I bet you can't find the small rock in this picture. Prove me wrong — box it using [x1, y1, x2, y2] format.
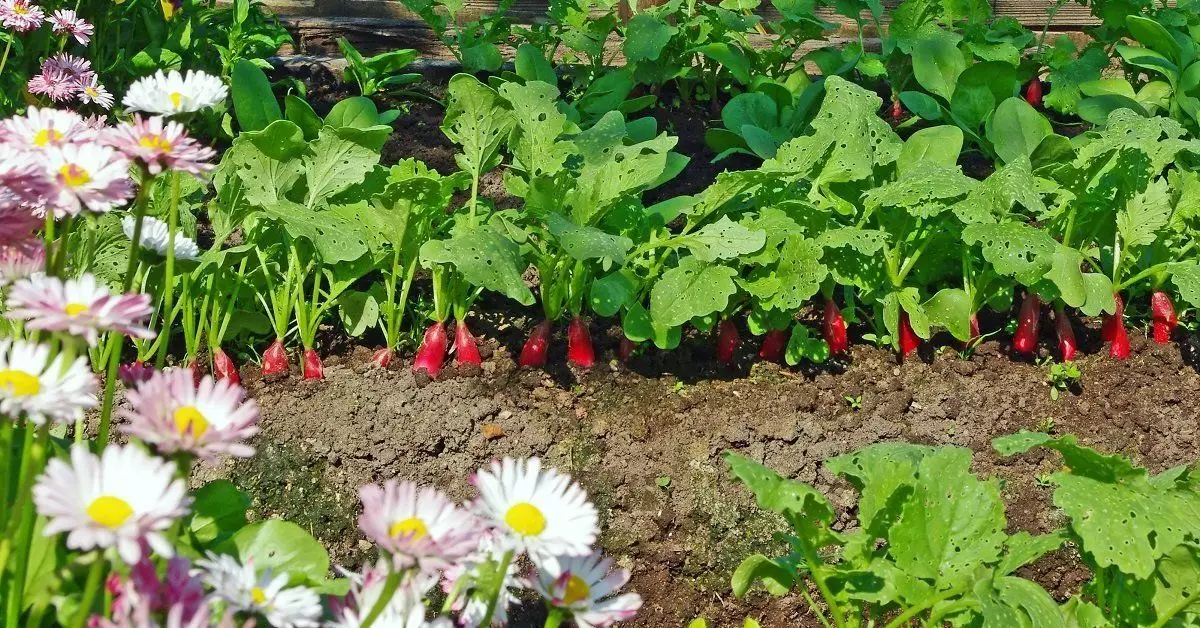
[481, 423, 506, 440]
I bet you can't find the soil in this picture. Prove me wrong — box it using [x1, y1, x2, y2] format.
[210, 316, 1200, 627]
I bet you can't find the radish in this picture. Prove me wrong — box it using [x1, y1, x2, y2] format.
[413, 322, 448, 378]
[823, 300, 849, 355]
[212, 347, 240, 385]
[1151, 291, 1177, 343]
[453, 320, 482, 366]
[1101, 294, 1124, 343]
[262, 339, 289, 376]
[898, 312, 920, 358]
[1055, 311, 1076, 361]
[890, 98, 903, 121]
[567, 316, 596, 368]
[1013, 293, 1041, 354]
[617, 335, 636, 362]
[1109, 317, 1131, 359]
[1024, 78, 1043, 107]
[759, 329, 788, 363]
[519, 320, 552, 368]
[185, 358, 202, 386]
[301, 348, 324, 380]
[370, 348, 392, 368]
[715, 318, 739, 364]
[969, 314, 980, 344]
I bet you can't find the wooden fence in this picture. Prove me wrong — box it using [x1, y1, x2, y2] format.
[271, 0, 1093, 58]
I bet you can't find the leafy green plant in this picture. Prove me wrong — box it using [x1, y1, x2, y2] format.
[337, 37, 422, 99]
[1046, 361, 1079, 400]
[705, 77, 820, 161]
[396, 0, 516, 73]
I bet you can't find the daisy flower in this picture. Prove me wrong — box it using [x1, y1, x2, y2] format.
[103, 555, 207, 628]
[0, 107, 94, 149]
[27, 69, 79, 103]
[37, 141, 134, 215]
[42, 53, 91, 79]
[472, 458, 599, 560]
[532, 552, 642, 628]
[0, 339, 95, 425]
[197, 552, 322, 628]
[442, 533, 529, 628]
[0, 157, 50, 216]
[33, 443, 189, 564]
[0, 206, 42, 244]
[107, 116, 215, 176]
[121, 215, 201, 260]
[120, 368, 259, 460]
[6, 273, 154, 345]
[328, 562, 452, 628]
[0, 237, 45, 284]
[123, 70, 228, 115]
[77, 73, 114, 109]
[48, 9, 92, 45]
[358, 480, 481, 571]
[0, 0, 44, 31]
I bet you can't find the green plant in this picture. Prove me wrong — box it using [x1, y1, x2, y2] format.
[337, 38, 422, 99]
[1046, 361, 1080, 400]
[396, 0, 516, 73]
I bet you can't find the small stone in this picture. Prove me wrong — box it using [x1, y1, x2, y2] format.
[482, 423, 506, 440]
[497, 409, 513, 421]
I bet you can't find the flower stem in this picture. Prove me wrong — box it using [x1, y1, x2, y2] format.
[479, 550, 514, 628]
[543, 605, 566, 628]
[359, 566, 403, 628]
[4, 424, 50, 627]
[154, 171, 181, 369]
[70, 556, 106, 628]
[0, 421, 11, 529]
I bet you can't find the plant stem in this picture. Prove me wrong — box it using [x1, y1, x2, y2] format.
[543, 605, 567, 628]
[70, 556, 106, 628]
[359, 566, 403, 628]
[479, 550, 514, 628]
[4, 424, 50, 627]
[882, 585, 964, 628]
[155, 171, 182, 369]
[0, 421, 11, 529]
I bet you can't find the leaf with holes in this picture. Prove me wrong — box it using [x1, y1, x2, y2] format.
[442, 74, 515, 178]
[302, 127, 380, 209]
[649, 258, 739, 328]
[419, 226, 535, 306]
[255, 200, 369, 264]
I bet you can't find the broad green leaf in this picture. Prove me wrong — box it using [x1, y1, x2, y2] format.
[443, 74, 515, 177]
[976, 575, 1065, 627]
[256, 200, 369, 263]
[899, 126, 964, 174]
[285, 95, 323, 141]
[911, 26, 966, 101]
[302, 128, 380, 209]
[233, 520, 330, 586]
[826, 443, 933, 533]
[190, 480, 250, 547]
[1117, 178, 1171, 250]
[963, 222, 1057, 287]
[767, 236, 828, 310]
[337, 289, 380, 337]
[623, 14, 677, 62]
[546, 213, 632, 265]
[515, 44, 557, 84]
[864, 162, 975, 218]
[725, 452, 834, 525]
[1044, 245, 1086, 307]
[987, 98, 1053, 165]
[676, 216, 767, 262]
[231, 59, 279, 132]
[998, 531, 1067, 575]
[590, 270, 637, 317]
[694, 43, 751, 85]
[1170, 262, 1200, 307]
[784, 325, 829, 365]
[419, 227, 535, 305]
[650, 258, 738, 328]
[500, 80, 574, 178]
[732, 554, 795, 597]
[924, 287, 972, 341]
[1148, 544, 1200, 623]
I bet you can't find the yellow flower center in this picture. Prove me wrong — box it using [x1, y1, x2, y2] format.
[63, 302, 89, 316]
[562, 574, 591, 605]
[169, 92, 183, 108]
[0, 369, 39, 397]
[59, 163, 90, 187]
[251, 586, 267, 605]
[173, 405, 208, 438]
[138, 133, 172, 152]
[13, 3, 27, 14]
[34, 128, 63, 147]
[504, 502, 546, 536]
[86, 495, 134, 528]
[388, 516, 428, 540]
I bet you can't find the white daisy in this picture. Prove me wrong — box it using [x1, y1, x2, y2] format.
[33, 443, 189, 564]
[0, 339, 96, 425]
[37, 142, 134, 215]
[328, 561, 452, 628]
[0, 107, 94, 150]
[441, 533, 529, 628]
[0, 237, 45, 285]
[123, 70, 228, 115]
[357, 480, 481, 571]
[6, 273, 154, 346]
[533, 552, 642, 628]
[472, 458, 598, 560]
[120, 367, 259, 460]
[122, 216, 200, 260]
[197, 552, 322, 628]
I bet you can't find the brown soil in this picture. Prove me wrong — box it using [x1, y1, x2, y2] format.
[215, 319, 1200, 627]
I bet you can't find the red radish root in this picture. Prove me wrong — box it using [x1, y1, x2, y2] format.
[759, 329, 788, 363]
[1151, 291, 1177, 343]
[890, 99, 903, 121]
[1013, 293, 1041, 354]
[1101, 294, 1124, 343]
[823, 300, 849, 355]
[567, 317, 596, 368]
[185, 358, 202, 386]
[898, 312, 920, 358]
[413, 322, 448, 378]
[212, 347, 240, 385]
[617, 335, 636, 362]
[453, 321, 482, 366]
[715, 319, 739, 364]
[262, 339, 289, 376]
[969, 314, 981, 345]
[519, 320, 552, 368]
[302, 348, 324, 380]
[370, 348, 392, 368]
[1055, 311, 1076, 362]
[1025, 79, 1043, 107]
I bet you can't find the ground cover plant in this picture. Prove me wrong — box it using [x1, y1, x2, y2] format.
[4, 0, 1200, 624]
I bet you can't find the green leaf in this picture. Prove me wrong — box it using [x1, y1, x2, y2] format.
[231, 59, 279, 132]
[888, 447, 1007, 589]
[899, 126, 964, 173]
[963, 222, 1057, 288]
[725, 452, 834, 525]
[987, 97, 1053, 165]
[784, 325, 830, 365]
[590, 270, 637, 317]
[546, 213, 633, 265]
[924, 287, 972, 341]
[826, 443, 934, 534]
[1117, 178, 1171, 250]
[420, 226, 534, 305]
[256, 200, 369, 263]
[676, 216, 767, 262]
[190, 480, 250, 547]
[694, 43, 752, 85]
[623, 14, 677, 62]
[998, 531, 1067, 575]
[1126, 15, 1182, 62]
[976, 574, 1065, 627]
[1149, 544, 1200, 623]
[285, 94, 323, 141]
[650, 258, 738, 328]
[900, 91, 944, 121]
[732, 554, 795, 597]
[338, 289, 380, 337]
[499, 80, 573, 178]
[302, 128, 380, 209]
[233, 520, 330, 586]
[911, 26, 966, 101]
[443, 74, 515, 177]
[515, 44, 557, 84]
[1170, 262, 1200, 308]
[461, 42, 503, 72]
